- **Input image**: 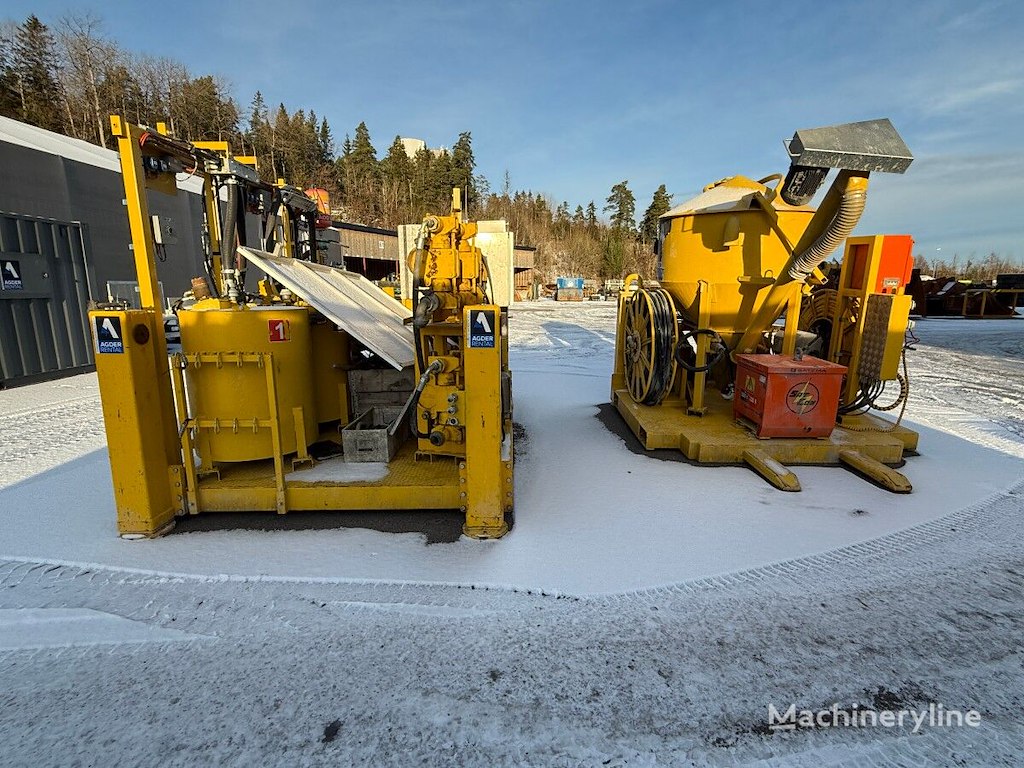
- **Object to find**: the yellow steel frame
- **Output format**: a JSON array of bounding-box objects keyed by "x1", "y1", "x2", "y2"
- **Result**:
[
  {"x1": 460, "y1": 305, "x2": 513, "y2": 537},
  {"x1": 92, "y1": 120, "x2": 513, "y2": 537},
  {"x1": 90, "y1": 309, "x2": 185, "y2": 536},
  {"x1": 612, "y1": 224, "x2": 918, "y2": 494},
  {"x1": 613, "y1": 389, "x2": 916, "y2": 492},
  {"x1": 89, "y1": 117, "x2": 187, "y2": 536}
]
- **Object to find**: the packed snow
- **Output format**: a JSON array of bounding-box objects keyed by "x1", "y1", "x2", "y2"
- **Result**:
[
  {"x1": 1, "y1": 301, "x2": 1022, "y2": 766},
  {"x1": 0, "y1": 303, "x2": 1021, "y2": 594}
]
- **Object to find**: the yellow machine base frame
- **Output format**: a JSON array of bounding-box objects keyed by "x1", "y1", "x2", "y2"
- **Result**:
[
  {"x1": 613, "y1": 389, "x2": 918, "y2": 492},
  {"x1": 190, "y1": 442, "x2": 462, "y2": 513}
]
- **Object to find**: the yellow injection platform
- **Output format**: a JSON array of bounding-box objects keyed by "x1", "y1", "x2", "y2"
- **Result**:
[
  {"x1": 611, "y1": 119, "x2": 920, "y2": 493},
  {"x1": 613, "y1": 390, "x2": 917, "y2": 492},
  {"x1": 90, "y1": 117, "x2": 513, "y2": 539}
]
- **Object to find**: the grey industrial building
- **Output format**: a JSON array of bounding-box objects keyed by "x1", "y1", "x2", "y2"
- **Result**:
[{"x1": 0, "y1": 116, "x2": 207, "y2": 387}]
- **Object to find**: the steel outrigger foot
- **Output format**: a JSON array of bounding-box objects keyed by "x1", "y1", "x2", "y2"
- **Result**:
[
  {"x1": 742, "y1": 449, "x2": 802, "y2": 491},
  {"x1": 838, "y1": 450, "x2": 912, "y2": 493},
  {"x1": 119, "y1": 518, "x2": 177, "y2": 540},
  {"x1": 463, "y1": 521, "x2": 510, "y2": 540}
]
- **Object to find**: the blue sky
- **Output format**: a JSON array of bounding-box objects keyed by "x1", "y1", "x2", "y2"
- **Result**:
[{"x1": 7, "y1": 0, "x2": 1024, "y2": 259}]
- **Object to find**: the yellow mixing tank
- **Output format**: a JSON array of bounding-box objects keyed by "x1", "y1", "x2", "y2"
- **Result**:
[
  {"x1": 178, "y1": 302, "x2": 317, "y2": 462},
  {"x1": 659, "y1": 175, "x2": 813, "y2": 348}
]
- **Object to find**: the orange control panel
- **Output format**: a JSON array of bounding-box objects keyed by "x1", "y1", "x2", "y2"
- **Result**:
[{"x1": 848, "y1": 234, "x2": 914, "y2": 295}]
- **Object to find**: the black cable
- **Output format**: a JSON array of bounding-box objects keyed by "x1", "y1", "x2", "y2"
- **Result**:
[
  {"x1": 674, "y1": 328, "x2": 725, "y2": 374},
  {"x1": 839, "y1": 379, "x2": 883, "y2": 414}
]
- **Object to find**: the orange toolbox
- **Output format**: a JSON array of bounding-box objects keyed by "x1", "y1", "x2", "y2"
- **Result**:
[{"x1": 734, "y1": 354, "x2": 847, "y2": 438}]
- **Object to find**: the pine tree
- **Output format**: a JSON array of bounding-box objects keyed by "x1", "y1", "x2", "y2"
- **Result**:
[
  {"x1": 317, "y1": 117, "x2": 333, "y2": 165},
  {"x1": 554, "y1": 201, "x2": 570, "y2": 236},
  {"x1": 449, "y1": 131, "x2": 476, "y2": 209},
  {"x1": 97, "y1": 62, "x2": 145, "y2": 128},
  {"x1": 248, "y1": 90, "x2": 266, "y2": 135},
  {"x1": 380, "y1": 135, "x2": 413, "y2": 222},
  {"x1": 639, "y1": 184, "x2": 672, "y2": 243},
  {"x1": 270, "y1": 103, "x2": 292, "y2": 179},
  {"x1": 347, "y1": 122, "x2": 378, "y2": 179},
  {"x1": 585, "y1": 201, "x2": 598, "y2": 230},
  {"x1": 337, "y1": 121, "x2": 380, "y2": 223},
  {"x1": 13, "y1": 15, "x2": 65, "y2": 132},
  {"x1": 604, "y1": 180, "x2": 636, "y2": 234},
  {"x1": 173, "y1": 75, "x2": 238, "y2": 142},
  {"x1": 0, "y1": 22, "x2": 20, "y2": 118}
]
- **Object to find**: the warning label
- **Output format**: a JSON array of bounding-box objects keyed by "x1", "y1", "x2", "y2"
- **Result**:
[
  {"x1": 268, "y1": 319, "x2": 290, "y2": 342},
  {"x1": 95, "y1": 316, "x2": 124, "y2": 354},
  {"x1": 1, "y1": 260, "x2": 22, "y2": 290},
  {"x1": 786, "y1": 382, "x2": 819, "y2": 415},
  {"x1": 469, "y1": 309, "x2": 496, "y2": 348}
]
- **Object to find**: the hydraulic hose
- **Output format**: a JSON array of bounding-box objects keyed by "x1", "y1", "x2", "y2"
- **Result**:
[
  {"x1": 645, "y1": 289, "x2": 677, "y2": 405},
  {"x1": 410, "y1": 217, "x2": 441, "y2": 370},
  {"x1": 413, "y1": 291, "x2": 440, "y2": 329},
  {"x1": 675, "y1": 328, "x2": 726, "y2": 374},
  {"x1": 389, "y1": 358, "x2": 444, "y2": 437}
]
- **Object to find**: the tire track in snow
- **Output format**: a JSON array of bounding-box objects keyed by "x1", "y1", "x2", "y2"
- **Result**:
[{"x1": 0, "y1": 396, "x2": 106, "y2": 488}]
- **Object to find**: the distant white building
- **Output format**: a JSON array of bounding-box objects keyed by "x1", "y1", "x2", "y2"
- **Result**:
[
  {"x1": 400, "y1": 137, "x2": 425, "y2": 158},
  {"x1": 400, "y1": 137, "x2": 448, "y2": 160}
]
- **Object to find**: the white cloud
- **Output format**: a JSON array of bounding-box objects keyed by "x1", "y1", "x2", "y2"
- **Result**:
[{"x1": 924, "y1": 78, "x2": 1024, "y2": 115}]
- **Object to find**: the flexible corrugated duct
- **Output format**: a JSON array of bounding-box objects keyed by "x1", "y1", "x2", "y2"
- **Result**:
[{"x1": 787, "y1": 179, "x2": 867, "y2": 281}]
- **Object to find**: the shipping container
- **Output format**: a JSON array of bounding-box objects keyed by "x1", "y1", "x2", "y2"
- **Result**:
[
  {"x1": 556, "y1": 276, "x2": 585, "y2": 290},
  {"x1": 0, "y1": 213, "x2": 96, "y2": 387}
]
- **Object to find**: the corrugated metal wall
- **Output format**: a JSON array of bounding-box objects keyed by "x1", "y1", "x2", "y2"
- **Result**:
[
  {"x1": 0, "y1": 138, "x2": 207, "y2": 303},
  {"x1": 338, "y1": 227, "x2": 399, "y2": 262},
  {"x1": 0, "y1": 213, "x2": 96, "y2": 387}
]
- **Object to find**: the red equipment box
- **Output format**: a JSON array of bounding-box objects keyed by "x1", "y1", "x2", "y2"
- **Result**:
[{"x1": 734, "y1": 354, "x2": 847, "y2": 438}]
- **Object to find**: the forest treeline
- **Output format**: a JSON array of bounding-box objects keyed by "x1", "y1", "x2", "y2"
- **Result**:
[
  {"x1": 6, "y1": 13, "x2": 1013, "y2": 282},
  {"x1": 0, "y1": 12, "x2": 671, "y2": 280},
  {"x1": 913, "y1": 253, "x2": 1022, "y2": 284}
]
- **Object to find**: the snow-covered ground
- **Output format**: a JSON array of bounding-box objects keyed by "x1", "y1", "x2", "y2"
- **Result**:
[{"x1": 2, "y1": 302, "x2": 1022, "y2": 765}]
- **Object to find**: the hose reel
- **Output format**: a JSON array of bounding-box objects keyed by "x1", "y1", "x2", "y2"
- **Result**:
[{"x1": 622, "y1": 287, "x2": 678, "y2": 405}]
